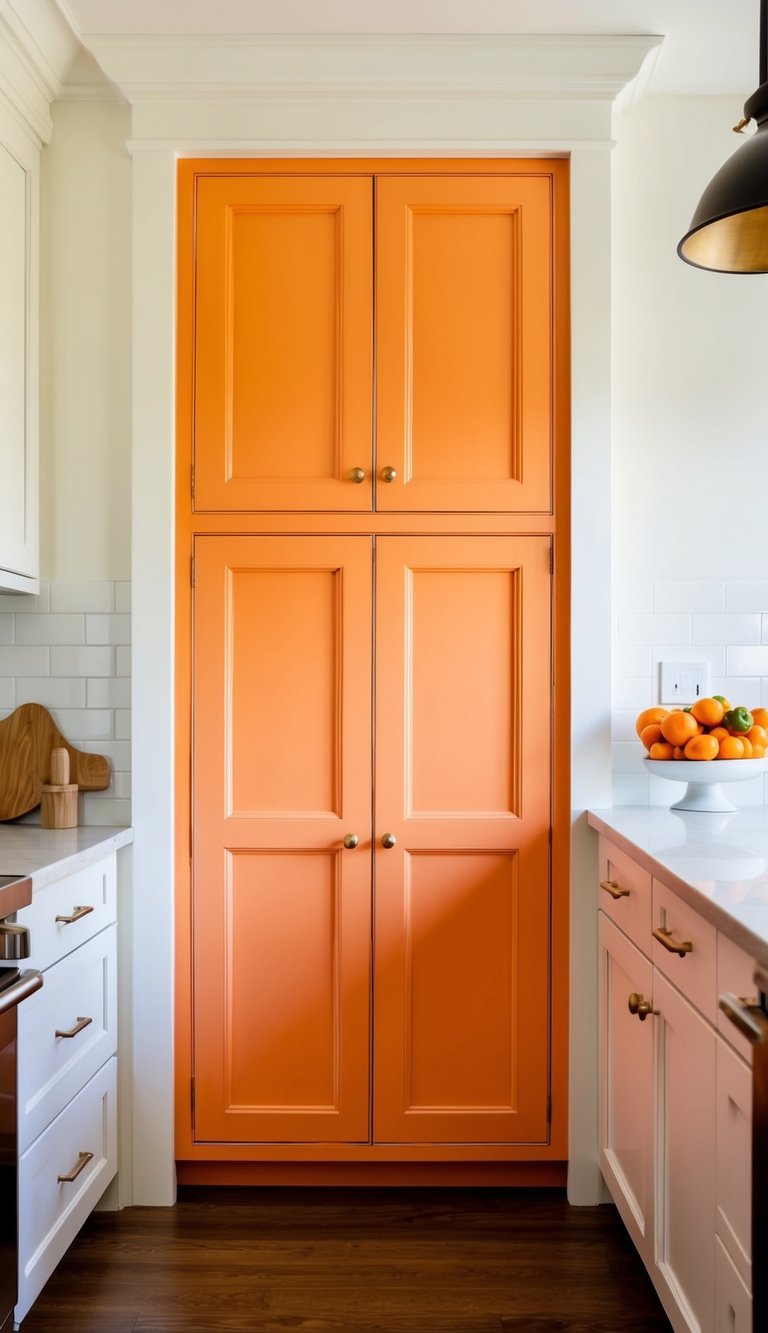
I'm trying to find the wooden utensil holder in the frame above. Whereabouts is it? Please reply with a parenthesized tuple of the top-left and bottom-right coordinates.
(41, 747, 78, 829)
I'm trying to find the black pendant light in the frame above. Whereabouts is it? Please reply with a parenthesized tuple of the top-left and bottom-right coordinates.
(678, 0, 768, 272)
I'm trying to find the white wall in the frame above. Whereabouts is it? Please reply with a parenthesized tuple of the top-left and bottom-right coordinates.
(40, 99, 132, 584)
(612, 96, 768, 804)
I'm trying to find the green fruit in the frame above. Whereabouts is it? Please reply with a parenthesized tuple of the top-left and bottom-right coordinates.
(723, 706, 753, 734)
(713, 694, 730, 708)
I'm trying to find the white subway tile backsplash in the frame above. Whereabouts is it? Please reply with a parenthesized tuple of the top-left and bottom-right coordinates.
(614, 578, 768, 807)
(651, 645, 725, 675)
(80, 796, 131, 826)
(15, 614, 84, 645)
(726, 646, 768, 676)
(654, 581, 725, 613)
(613, 677, 655, 711)
(16, 678, 86, 708)
(85, 614, 131, 646)
(617, 613, 691, 645)
(51, 709, 114, 740)
(613, 773, 650, 806)
(614, 644, 653, 677)
(0, 587, 49, 613)
(49, 582, 114, 613)
(612, 742, 645, 773)
(81, 739, 131, 770)
(709, 676, 761, 704)
(0, 646, 49, 676)
(87, 677, 130, 709)
(725, 582, 768, 613)
(692, 614, 761, 645)
(51, 646, 114, 677)
(615, 581, 654, 614)
(0, 583, 132, 826)
(612, 710, 640, 742)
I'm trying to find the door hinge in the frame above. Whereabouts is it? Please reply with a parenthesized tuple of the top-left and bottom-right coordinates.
(191, 556, 195, 588)
(191, 464, 195, 500)
(191, 1076, 195, 1119)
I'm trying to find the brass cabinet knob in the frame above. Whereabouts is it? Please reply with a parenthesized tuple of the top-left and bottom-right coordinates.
(628, 992, 655, 1022)
(350, 468, 366, 484)
(343, 833, 359, 849)
(381, 466, 398, 483)
(381, 833, 397, 849)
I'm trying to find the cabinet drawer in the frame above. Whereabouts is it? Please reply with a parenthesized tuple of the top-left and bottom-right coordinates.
(715, 1236, 752, 1333)
(17, 1057, 117, 1326)
(652, 878, 717, 1022)
(598, 837, 651, 953)
(18, 925, 117, 1152)
(717, 933, 759, 1064)
(17, 855, 116, 972)
(716, 1037, 751, 1291)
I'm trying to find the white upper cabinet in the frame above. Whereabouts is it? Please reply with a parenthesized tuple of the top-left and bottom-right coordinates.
(0, 119, 39, 591)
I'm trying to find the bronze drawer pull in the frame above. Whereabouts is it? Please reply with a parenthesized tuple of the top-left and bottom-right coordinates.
(600, 879, 629, 900)
(57, 1150, 93, 1184)
(55, 905, 94, 925)
(55, 1016, 93, 1040)
(653, 926, 693, 957)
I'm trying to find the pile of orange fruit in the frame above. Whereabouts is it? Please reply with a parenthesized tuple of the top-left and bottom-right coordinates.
(636, 698, 768, 762)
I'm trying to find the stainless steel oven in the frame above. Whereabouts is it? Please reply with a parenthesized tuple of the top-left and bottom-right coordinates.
(0, 968, 42, 1332)
(719, 967, 768, 1333)
(0, 875, 42, 1332)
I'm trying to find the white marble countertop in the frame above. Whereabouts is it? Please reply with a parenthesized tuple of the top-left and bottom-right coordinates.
(588, 806, 768, 966)
(0, 825, 133, 890)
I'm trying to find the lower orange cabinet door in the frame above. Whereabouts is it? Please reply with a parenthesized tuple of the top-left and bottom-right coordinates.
(372, 536, 552, 1143)
(192, 535, 373, 1143)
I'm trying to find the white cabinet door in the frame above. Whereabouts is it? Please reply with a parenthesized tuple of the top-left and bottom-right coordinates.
(654, 970, 717, 1333)
(0, 114, 39, 590)
(598, 912, 655, 1270)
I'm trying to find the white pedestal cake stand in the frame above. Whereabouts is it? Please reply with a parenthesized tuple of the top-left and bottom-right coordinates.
(643, 757, 768, 812)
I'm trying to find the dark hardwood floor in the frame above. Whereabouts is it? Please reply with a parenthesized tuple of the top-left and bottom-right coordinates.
(20, 1187, 671, 1332)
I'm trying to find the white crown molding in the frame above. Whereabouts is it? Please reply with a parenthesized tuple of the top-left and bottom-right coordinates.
(84, 31, 663, 106)
(0, 0, 82, 143)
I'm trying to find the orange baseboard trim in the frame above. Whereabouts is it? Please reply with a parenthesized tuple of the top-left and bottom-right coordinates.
(176, 1160, 568, 1188)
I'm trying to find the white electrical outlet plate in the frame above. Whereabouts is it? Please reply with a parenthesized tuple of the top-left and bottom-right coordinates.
(659, 661, 709, 706)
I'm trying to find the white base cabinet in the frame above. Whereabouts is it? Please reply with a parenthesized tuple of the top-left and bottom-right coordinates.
(14, 854, 118, 1325)
(597, 835, 755, 1333)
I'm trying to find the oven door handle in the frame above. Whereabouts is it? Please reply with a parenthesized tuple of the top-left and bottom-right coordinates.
(0, 969, 42, 1016)
(719, 991, 768, 1044)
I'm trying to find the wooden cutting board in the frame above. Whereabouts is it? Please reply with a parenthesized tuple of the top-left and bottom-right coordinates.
(0, 703, 110, 821)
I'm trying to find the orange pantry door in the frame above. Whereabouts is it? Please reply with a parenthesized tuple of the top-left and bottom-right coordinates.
(373, 536, 552, 1143)
(193, 175, 373, 512)
(376, 175, 553, 513)
(192, 536, 372, 1143)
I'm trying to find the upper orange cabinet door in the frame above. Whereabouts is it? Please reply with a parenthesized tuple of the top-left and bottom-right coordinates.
(376, 175, 554, 513)
(193, 176, 373, 511)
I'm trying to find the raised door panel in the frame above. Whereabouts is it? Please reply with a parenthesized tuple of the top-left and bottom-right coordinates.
(194, 176, 373, 511)
(376, 175, 553, 513)
(598, 913, 654, 1270)
(654, 971, 717, 1333)
(716, 1037, 751, 1291)
(193, 536, 372, 1142)
(373, 535, 551, 1143)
